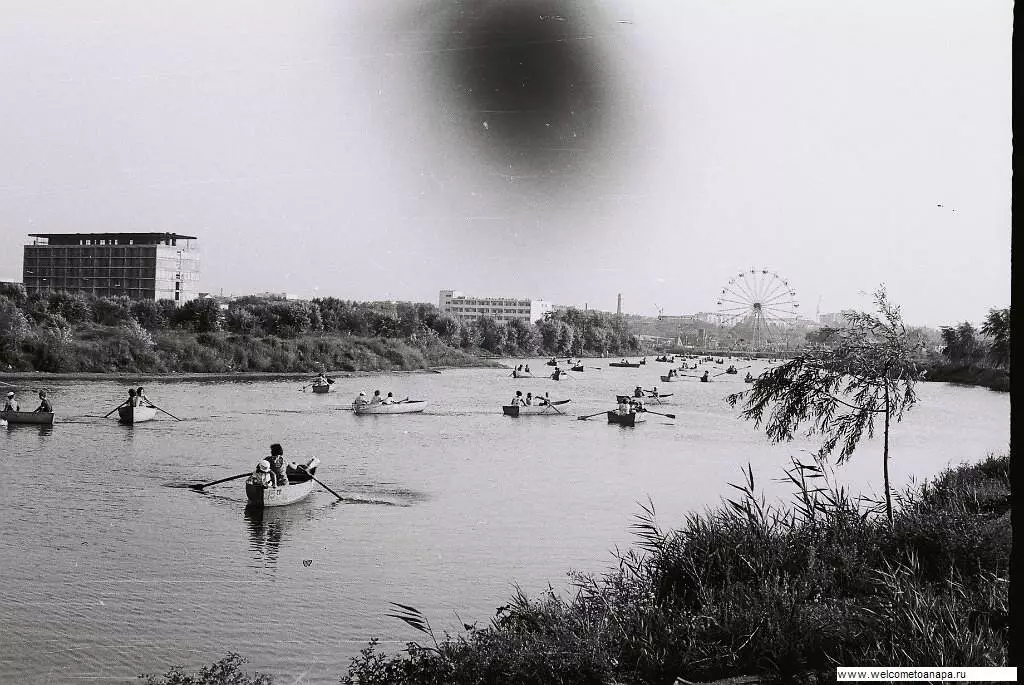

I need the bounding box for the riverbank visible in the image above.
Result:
[142,453,1010,685]
[922,362,1009,392]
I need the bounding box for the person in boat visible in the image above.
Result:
[511,390,526,407]
[616,397,631,415]
[537,393,549,406]
[125,388,138,407]
[744,372,754,382]
[524,364,531,373]
[248,460,274,488]
[136,387,152,407]
[620,359,628,365]
[34,390,52,414]
[370,390,383,405]
[701,371,710,382]
[353,390,369,408]
[3,391,19,412]
[552,367,562,379]
[634,385,643,398]
[524,392,533,406]
[267,443,288,487]
[313,372,329,387]
[381,392,396,405]
[516,364,523,371]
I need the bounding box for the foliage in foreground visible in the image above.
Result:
[342,454,1010,685]
[139,653,272,685]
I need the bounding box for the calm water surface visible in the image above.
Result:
[0,360,1009,683]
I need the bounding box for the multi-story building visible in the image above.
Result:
[23,232,199,303]
[438,289,554,324]
[819,311,854,327]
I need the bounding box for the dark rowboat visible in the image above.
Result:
[502,399,571,417]
[245,458,320,508]
[311,384,331,394]
[571,365,585,372]
[117,405,157,424]
[609,362,641,368]
[607,410,645,427]
[0,410,54,425]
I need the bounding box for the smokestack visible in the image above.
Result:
[617,293,622,315]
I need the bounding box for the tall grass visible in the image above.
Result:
[342,454,1010,684]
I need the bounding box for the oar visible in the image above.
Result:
[147,403,183,421]
[190,472,250,491]
[577,410,608,421]
[641,409,676,419]
[298,465,343,501]
[103,400,129,418]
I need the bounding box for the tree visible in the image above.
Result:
[726,287,920,525]
[940,322,984,364]
[981,307,1010,368]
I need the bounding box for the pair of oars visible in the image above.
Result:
[103,400,182,421]
[578,407,676,421]
[191,464,343,501]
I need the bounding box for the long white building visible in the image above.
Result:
[438,289,554,324]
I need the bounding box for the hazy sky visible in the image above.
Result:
[0,0,1011,326]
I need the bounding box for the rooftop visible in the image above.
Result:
[29,232,197,240]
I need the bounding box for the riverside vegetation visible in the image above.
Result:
[0,285,640,374]
[140,453,1011,685]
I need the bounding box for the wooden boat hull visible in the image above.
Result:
[0,411,54,425]
[660,375,678,382]
[246,478,315,507]
[117,405,157,424]
[609,362,641,368]
[502,400,570,417]
[570,365,584,372]
[607,411,645,426]
[353,400,427,415]
[512,371,534,378]
[311,384,331,394]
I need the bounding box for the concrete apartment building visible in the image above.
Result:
[438,289,554,324]
[23,232,200,303]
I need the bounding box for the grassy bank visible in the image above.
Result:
[142,454,1010,685]
[922,361,1010,392]
[2,324,494,374]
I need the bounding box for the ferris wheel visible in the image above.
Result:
[716,269,801,349]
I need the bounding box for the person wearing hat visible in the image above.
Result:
[353,390,368,409]
[33,390,52,414]
[248,460,274,488]
[3,391,18,412]
[267,443,288,487]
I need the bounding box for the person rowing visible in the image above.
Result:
[511,390,526,407]
[634,385,643,398]
[701,371,710,382]
[745,372,754,382]
[3,391,19,412]
[353,390,369,408]
[136,386,153,407]
[34,390,52,413]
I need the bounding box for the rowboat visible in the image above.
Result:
[117,405,158,424]
[311,384,331,394]
[502,400,571,417]
[511,370,534,378]
[352,400,427,415]
[660,375,678,382]
[609,362,641,368]
[245,458,320,508]
[571,365,585,372]
[0,410,54,425]
[607,410,645,427]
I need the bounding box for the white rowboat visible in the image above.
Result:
[353,400,427,415]
[117,405,158,424]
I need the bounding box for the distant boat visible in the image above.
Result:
[609,361,641,368]
[118,405,157,424]
[607,411,645,427]
[352,400,427,415]
[311,384,331,394]
[501,400,571,417]
[0,410,54,426]
[512,370,534,378]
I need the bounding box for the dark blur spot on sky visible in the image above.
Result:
[428,0,612,184]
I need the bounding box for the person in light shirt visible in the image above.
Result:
[3,391,19,412]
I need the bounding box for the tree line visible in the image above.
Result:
[0,284,641,367]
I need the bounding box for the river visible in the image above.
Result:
[0,359,1010,683]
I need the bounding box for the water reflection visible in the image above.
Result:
[244,504,299,570]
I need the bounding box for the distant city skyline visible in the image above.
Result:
[0,1,1010,329]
